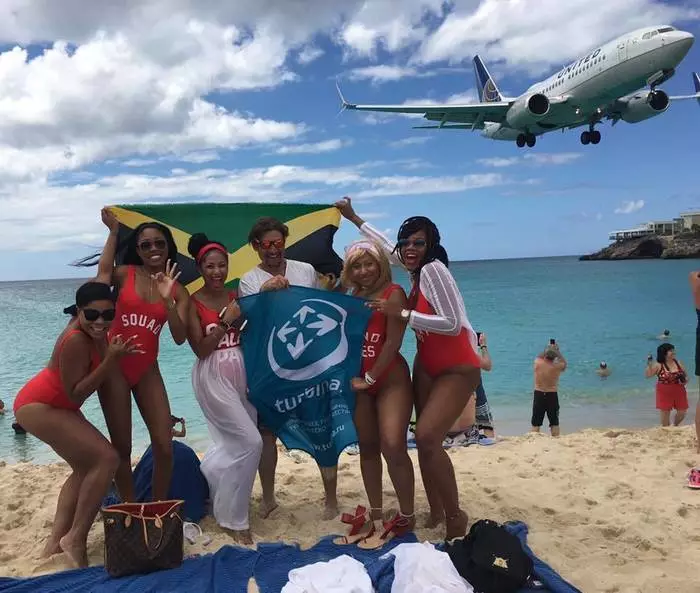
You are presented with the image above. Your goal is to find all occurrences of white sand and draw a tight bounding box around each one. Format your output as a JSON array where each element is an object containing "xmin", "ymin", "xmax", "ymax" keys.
[{"xmin": 1, "ymin": 426, "xmax": 699, "ymax": 593}]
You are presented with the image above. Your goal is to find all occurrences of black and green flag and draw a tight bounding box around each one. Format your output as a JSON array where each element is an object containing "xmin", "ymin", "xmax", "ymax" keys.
[{"xmin": 111, "ymin": 203, "xmax": 343, "ymax": 294}]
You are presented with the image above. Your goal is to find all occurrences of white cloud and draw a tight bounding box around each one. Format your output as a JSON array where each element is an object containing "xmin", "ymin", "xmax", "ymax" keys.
[
  {"xmin": 414, "ymin": 0, "xmax": 697, "ymax": 74},
  {"xmin": 478, "ymin": 153, "xmax": 583, "ymax": 167},
  {"xmin": 346, "ymin": 64, "xmax": 421, "ymax": 82},
  {"xmin": 275, "ymin": 139, "xmax": 350, "ymax": 155},
  {"xmin": 614, "ymin": 200, "xmax": 645, "ymax": 214},
  {"xmin": 388, "ymin": 137, "xmax": 431, "ymax": 148},
  {"xmin": 0, "ymin": 165, "xmax": 508, "ymax": 251},
  {"xmin": 477, "ymin": 157, "xmax": 520, "ymax": 168},
  {"xmin": 297, "ymin": 45, "xmax": 324, "ymax": 65},
  {"xmin": 524, "ymin": 153, "xmax": 583, "ymax": 166}
]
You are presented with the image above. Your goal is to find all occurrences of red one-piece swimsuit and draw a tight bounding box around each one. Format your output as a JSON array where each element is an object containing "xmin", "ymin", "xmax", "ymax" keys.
[
  {"xmin": 192, "ymin": 291, "xmax": 241, "ymax": 351},
  {"xmin": 14, "ymin": 329, "xmax": 100, "ymax": 412},
  {"xmin": 108, "ymin": 265, "xmax": 170, "ymax": 387},
  {"xmin": 360, "ymin": 283, "xmax": 405, "ymax": 394},
  {"xmin": 409, "ymin": 280, "xmax": 481, "ymax": 378}
]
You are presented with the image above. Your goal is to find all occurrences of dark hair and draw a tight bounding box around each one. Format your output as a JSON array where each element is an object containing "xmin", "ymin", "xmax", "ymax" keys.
[
  {"xmin": 247, "ymin": 217, "xmax": 289, "ymax": 245},
  {"xmin": 73, "ymin": 222, "xmax": 178, "ymax": 268},
  {"xmin": 394, "ymin": 216, "xmax": 448, "ymax": 271},
  {"xmin": 657, "ymin": 343, "xmax": 675, "ymax": 364},
  {"xmin": 75, "ymin": 281, "xmax": 114, "ymax": 308},
  {"xmin": 187, "ymin": 233, "xmax": 227, "ymax": 263},
  {"xmin": 63, "ymin": 304, "xmax": 78, "ymax": 317}
]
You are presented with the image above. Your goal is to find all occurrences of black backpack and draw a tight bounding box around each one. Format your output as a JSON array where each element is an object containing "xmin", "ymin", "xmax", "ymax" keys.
[{"xmin": 445, "ymin": 520, "xmax": 533, "ymax": 593}]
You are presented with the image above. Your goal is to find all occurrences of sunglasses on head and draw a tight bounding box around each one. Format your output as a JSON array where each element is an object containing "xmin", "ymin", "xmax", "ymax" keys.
[
  {"xmin": 137, "ymin": 239, "xmax": 167, "ymax": 251},
  {"xmin": 257, "ymin": 238, "xmax": 285, "ymax": 250},
  {"xmin": 82, "ymin": 308, "xmax": 116, "ymax": 322},
  {"xmin": 398, "ymin": 238, "xmax": 427, "ymax": 248}
]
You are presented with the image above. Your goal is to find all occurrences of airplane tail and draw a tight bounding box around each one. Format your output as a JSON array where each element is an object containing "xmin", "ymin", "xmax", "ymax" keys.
[
  {"xmin": 694, "ymin": 72, "xmax": 700, "ymax": 105},
  {"xmin": 473, "ymin": 55, "xmax": 503, "ymax": 103}
]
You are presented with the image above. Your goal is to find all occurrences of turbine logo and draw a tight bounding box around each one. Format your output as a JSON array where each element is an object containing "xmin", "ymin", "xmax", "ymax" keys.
[
  {"xmin": 267, "ymin": 298, "xmax": 348, "ymax": 381},
  {"xmin": 482, "ymin": 79, "xmax": 499, "ymax": 102}
]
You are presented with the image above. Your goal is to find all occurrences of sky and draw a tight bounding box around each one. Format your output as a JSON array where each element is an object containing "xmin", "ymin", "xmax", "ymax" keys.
[{"xmin": 0, "ymin": 0, "xmax": 699, "ymax": 281}]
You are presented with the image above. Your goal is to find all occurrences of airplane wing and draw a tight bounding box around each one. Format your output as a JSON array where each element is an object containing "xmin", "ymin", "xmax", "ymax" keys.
[{"xmin": 336, "ymin": 82, "xmax": 511, "ymax": 126}]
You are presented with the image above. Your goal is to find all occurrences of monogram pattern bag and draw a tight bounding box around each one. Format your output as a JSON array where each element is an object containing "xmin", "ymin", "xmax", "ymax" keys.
[{"xmin": 102, "ymin": 500, "xmax": 185, "ymax": 578}]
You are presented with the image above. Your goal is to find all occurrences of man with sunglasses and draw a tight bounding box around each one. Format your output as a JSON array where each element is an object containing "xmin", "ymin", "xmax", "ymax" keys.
[{"xmin": 239, "ymin": 217, "xmax": 339, "ymax": 520}]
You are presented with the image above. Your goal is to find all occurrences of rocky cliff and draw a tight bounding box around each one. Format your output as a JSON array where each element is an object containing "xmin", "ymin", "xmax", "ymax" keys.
[{"xmin": 580, "ymin": 232, "xmax": 700, "ymax": 261}]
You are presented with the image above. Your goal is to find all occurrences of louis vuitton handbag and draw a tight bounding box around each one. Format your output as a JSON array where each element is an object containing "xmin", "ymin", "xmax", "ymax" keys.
[{"xmin": 102, "ymin": 500, "xmax": 185, "ymax": 578}]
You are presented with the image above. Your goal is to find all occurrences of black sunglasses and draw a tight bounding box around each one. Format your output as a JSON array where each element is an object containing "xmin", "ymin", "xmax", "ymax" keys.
[
  {"xmin": 82, "ymin": 308, "xmax": 116, "ymax": 322},
  {"xmin": 137, "ymin": 239, "xmax": 167, "ymax": 251},
  {"xmin": 398, "ymin": 239, "xmax": 427, "ymax": 248}
]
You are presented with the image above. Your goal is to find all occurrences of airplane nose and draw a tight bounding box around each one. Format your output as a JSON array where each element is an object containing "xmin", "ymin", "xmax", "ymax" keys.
[{"xmin": 672, "ymin": 30, "xmax": 694, "ymax": 52}]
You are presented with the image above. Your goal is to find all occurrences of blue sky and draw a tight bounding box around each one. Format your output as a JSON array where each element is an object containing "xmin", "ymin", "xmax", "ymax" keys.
[{"xmin": 0, "ymin": 0, "xmax": 698, "ymax": 280}]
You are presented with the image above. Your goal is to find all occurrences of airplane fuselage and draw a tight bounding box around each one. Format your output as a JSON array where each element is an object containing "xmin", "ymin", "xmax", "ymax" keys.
[{"xmin": 483, "ymin": 26, "xmax": 694, "ymax": 141}]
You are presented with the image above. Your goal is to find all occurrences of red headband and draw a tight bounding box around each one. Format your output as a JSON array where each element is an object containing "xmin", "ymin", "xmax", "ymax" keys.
[{"xmin": 196, "ymin": 243, "xmax": 227, "ymax": 263}]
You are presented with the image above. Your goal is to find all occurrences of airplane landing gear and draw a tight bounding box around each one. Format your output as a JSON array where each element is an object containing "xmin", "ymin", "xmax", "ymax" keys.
[
  {"xmin": 580, "ymin": 128, "xmax": 601, "ymax": 145},
  {"xmin": 516, "ymin": 133, "xmax": 536, "ymax": 148}
]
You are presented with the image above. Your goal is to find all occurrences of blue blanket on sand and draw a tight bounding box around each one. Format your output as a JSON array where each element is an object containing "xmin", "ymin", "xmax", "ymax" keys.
[{"xmin": 0, "ymin": 522, "xmax": 580, "ymax": 593}]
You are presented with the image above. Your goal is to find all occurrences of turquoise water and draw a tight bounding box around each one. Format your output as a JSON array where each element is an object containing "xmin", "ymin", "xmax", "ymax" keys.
[{"xmin": 1, "ymin": 256, "xmax": 698, "ymax": 463}]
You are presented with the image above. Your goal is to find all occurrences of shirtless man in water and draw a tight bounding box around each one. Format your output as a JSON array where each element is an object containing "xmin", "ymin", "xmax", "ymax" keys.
[{"xmin": 532, "ymin": 342, "xmax": 567, "ymax": 437}]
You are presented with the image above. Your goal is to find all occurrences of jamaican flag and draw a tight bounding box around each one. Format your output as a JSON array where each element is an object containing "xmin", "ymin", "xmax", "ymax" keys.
[{"xmin": 110, "ymin": 203, "xmax": 343, "ymax": 294}]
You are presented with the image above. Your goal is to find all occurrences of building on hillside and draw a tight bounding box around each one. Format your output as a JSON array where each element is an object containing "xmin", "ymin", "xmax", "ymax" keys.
[{"xmin": 609, "ymin": 211, "xmax": 700, "ymax": 242}]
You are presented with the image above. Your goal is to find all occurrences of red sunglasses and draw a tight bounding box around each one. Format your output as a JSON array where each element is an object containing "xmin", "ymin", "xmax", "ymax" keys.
[{"xmin": 256, "ymin": 238, "xmax": 285, "ymax": 250}]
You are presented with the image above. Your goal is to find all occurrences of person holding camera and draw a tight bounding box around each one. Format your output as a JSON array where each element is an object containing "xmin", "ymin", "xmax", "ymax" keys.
[
  {"xmin": 532, "ymin": 340, "xmax": 566, "ymax": 437},
  {"xmin": 645, "ymin": 344, "xmax": 688, "ymax": 427}
]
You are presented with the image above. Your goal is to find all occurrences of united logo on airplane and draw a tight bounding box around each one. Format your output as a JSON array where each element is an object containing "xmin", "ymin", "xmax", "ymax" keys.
[{"xmin": 482, "ymin": 79, "xmax": 500, "ymax": 102}]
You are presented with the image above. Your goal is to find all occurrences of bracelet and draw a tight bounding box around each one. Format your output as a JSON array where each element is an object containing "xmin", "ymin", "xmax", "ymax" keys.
[{"xmin": 364, "ymin": 372, "xmax": 376, "ymax": 386}]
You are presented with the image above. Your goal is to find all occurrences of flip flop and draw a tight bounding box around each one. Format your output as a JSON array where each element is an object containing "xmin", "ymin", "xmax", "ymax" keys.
[
  {"xmin": 332, "ymin": 505, "xmax": 375, "ymax": 545},
  {"xmin": 687, "ymin": 468, "xmax": 700, "ymax": 489}
]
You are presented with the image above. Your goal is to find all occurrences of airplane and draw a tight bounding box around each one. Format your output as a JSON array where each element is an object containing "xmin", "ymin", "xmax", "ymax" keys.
[{"xmin": 337, "ymin": 25, "xmax": 700, "ymax": 148}]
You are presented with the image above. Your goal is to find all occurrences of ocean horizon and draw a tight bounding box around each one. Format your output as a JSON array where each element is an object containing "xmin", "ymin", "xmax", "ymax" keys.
[{"xmin": 1, "ymin": 255, "xmax": 698, "ymax": 464}]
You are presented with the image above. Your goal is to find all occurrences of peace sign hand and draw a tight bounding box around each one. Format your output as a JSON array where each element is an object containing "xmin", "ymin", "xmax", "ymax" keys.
[
  {"xmin": 151, "ymin": 259, "xmax": 182, "ymax": 301},
  {"xmin": 107, "ymin": 334, "xmax": 145, "ymax": 359}
]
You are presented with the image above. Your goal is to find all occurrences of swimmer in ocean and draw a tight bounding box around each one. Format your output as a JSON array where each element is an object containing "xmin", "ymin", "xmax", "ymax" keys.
[{"xmin": 596, "ymin": 361, "xmax": 611, "ymax": 378}]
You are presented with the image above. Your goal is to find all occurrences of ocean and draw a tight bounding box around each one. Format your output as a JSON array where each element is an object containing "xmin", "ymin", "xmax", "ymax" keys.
[{"xmin": 1, "ymin": 256, "xmax": 698, "ymax": 463}]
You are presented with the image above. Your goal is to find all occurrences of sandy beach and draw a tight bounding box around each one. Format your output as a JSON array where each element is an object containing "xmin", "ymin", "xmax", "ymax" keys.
[{"xmin": 1, "ymin": 426, "xmax": 698, "ymax": 593}]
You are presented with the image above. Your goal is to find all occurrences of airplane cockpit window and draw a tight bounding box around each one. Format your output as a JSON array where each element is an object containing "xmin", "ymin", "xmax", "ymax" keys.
[
  {"xmin": 657, "ymin": 26, "xmax": 675, "ymax": 33},
  {"xmin": 642, "ymin": 32, "xmax": 651, "ymax": 40}
]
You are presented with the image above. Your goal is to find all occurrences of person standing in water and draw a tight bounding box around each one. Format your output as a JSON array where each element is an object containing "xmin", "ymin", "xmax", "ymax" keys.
[
  {"xmin": 238, "ymin": 217, "xmax": 339, "ymax": 519},
  {"xmin": 334, "ymin": 239, "xmax": 415, "ymax": 549},
  {"xmin": 645, "ymin": 343, "xmax": 688, "ymax": 427},
  {"xmin": 186, "ymin": 233, "xmax": 262, "ymax": 544},
  {"xmin": 75, "ymin": 209, "xmax": 189, "ymax": 502},
  {"xmin": 532, "ymin": 342, "xmax": 567, "ymax": 437},
  {"xmin": 13, "ymin": 282, "xmax": 142, "ymax": 567},
  {"xmin": 336, "ymin": 197, "xmax": 480, "ymax": 540}
]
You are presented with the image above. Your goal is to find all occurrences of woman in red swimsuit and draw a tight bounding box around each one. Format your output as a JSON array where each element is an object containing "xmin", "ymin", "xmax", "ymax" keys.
[
  {"xmin": 336, "ymin": 198, "xmax": 480, "ymax": 540},
  {"xmin": 645, "ymin": 342, "xmax": 689, "ymax": 427},
  {"xmin": 76, "ymin": 209, "xmax": 189, "ymax": 502},
  {"xmin": 13, "ymin": 281, "xmax": 141, "ymax": 568},
  {"xmin": 333, "ymin": 240, "xmax": 414, "ymax": 549}
]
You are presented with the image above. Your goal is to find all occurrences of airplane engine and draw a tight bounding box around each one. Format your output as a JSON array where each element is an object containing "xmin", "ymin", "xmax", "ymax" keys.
[
  {"xmin": 620, "ymin": 90, "xmax": 670, "ymax": 123},
  {"xmin": 505, "ymin": 93, "xmax": 550, "ymax": 129}
]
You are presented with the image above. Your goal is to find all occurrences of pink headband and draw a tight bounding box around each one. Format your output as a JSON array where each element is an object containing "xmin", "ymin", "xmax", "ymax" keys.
[
  {"xmin": 344, "ymin": 240, "xmax": 380, "ymax": 259},
  {"xmin": 196, "ymin": 243, "xmax": 227, "ymax": 263}
]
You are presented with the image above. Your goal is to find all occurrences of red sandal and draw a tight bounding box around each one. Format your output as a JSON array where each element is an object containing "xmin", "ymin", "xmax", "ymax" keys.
[
  {"xmin": 688, "ymin": 468, "xmax": 700, "ymax": 490},
  {"xmin": 357, "ymin": 512, "xmax": 414, "ymax": 550},
  {"xmin": 332, "ymin": 505, "xmax": 375, "ymax": 545}
]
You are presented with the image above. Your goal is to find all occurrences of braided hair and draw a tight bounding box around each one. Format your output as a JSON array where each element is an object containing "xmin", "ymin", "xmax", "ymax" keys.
[{"xmin": 393, "ymin": 216, "xmax": 448, "ymax": 305}]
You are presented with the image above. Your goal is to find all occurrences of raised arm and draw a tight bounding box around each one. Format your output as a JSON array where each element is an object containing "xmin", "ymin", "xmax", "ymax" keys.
[
  {"xmin": 335, "ymin": 197, "xmax": 400, "ymax": 265},
  {"xmin": 94, "ymin": 207, "xmax": 120, "ymax": 285},
  {"xmin": 478, "ymin": 333, "xmax": 493, "ymax": 371},
  {"xmin": 645, "ymin": 360, "xmax": 660, "ymax": 379},
  {"xmin": 407, "ymin": 262, "xmax": 463, "ymax": 335}
]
